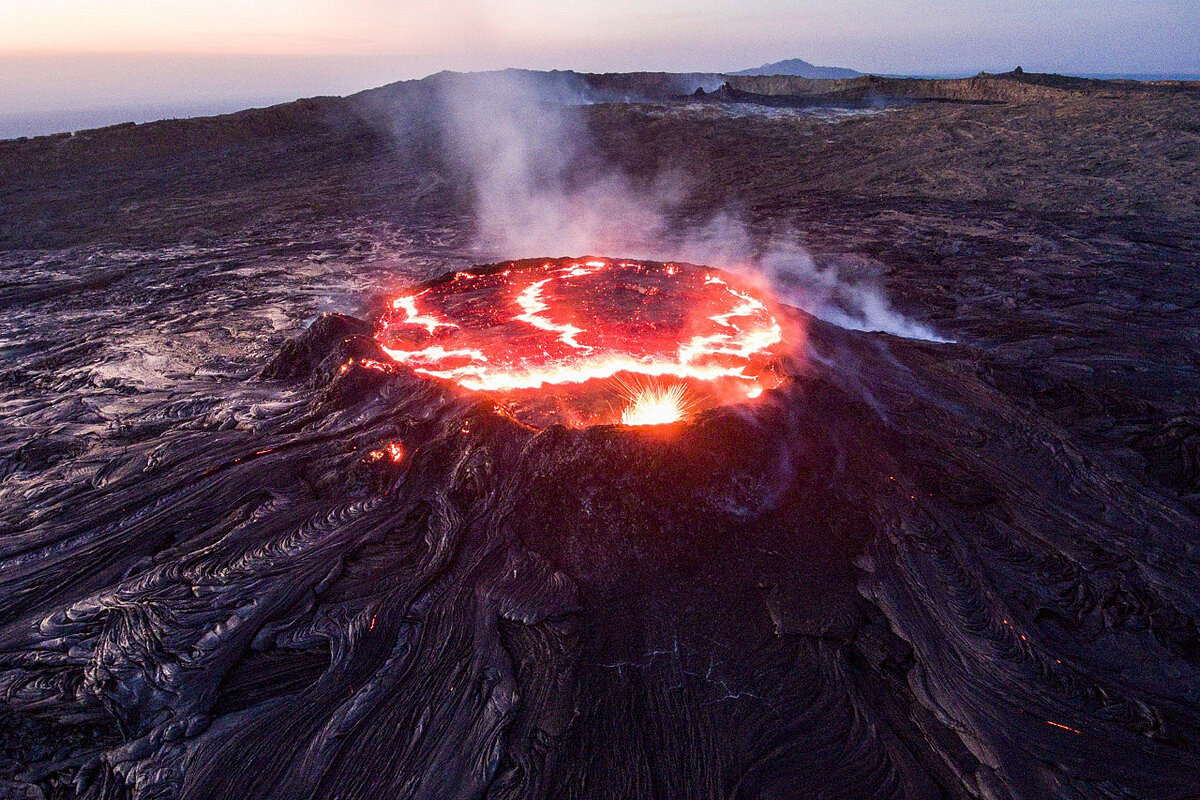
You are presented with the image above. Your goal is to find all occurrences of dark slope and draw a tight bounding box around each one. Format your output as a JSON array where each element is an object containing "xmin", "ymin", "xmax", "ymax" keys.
[
  {"xmin": 1, "ymin": 289, "xmax": 1198, "ymax": 798},
  {"xmin": 3, "ymin": 69, "xmax": 1196, "ymax": 250}
]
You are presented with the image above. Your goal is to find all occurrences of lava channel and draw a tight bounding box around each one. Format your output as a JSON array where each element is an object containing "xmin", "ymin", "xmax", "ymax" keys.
[{"xmin": 375, "ymin": 257, "xmax": 794, "ymax": 428}]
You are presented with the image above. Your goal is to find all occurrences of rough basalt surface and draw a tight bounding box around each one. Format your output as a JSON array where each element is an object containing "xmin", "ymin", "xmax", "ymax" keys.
[
  {"xmin": 1, "ymin": 70, "xmax": 1199, "ymax": 799},
  {"xmin": 2, "ymin": 304, "xmax": 1198, "ymax": 799}
]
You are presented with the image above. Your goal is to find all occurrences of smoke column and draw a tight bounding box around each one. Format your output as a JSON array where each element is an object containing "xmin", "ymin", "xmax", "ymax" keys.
[{"xmin": 433, "ymin": 70, "xmax": 945, "ymax": 343}]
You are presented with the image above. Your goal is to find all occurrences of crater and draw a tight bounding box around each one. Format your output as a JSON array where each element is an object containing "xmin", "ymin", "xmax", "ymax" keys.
[{"xmin": 373, "ymin": 257, "xmax": 798, "ymax": 428}]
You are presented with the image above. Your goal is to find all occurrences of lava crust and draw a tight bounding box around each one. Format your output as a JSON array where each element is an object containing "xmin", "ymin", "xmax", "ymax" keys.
[{"xmin": 373, "ymin": 257, "xmax": 792, "ymax": 428}]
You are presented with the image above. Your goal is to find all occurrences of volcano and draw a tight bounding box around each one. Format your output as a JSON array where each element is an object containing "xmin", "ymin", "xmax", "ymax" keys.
[
  {"xmin": 1, "ymin": 255, "xmax": 1196, "ymax": 799},
  {"xmin": 2, "ymin": 67, "xmax": 1200, "ymax": 800}
]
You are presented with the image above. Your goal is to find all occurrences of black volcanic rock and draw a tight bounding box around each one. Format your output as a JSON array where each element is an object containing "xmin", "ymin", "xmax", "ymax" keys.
[
  {"xmin": 260, "ymin": 312, "xmax": 375, "ymax": 383},
  {"xmin": 0, "ymin": 289, "xmax": 1198, "ymax": 798}
]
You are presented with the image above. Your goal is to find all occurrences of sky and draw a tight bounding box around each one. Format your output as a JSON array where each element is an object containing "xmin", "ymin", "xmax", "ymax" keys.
[{"xmin": 2, "ymin": 0, "xmax": 1197, "ymax": 137}]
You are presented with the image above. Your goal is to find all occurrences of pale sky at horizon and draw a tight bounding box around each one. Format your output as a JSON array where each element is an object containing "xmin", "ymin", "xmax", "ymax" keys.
[{"xmin": 2, "ymin": 1, "xmax": 1197, "ymax": 135}]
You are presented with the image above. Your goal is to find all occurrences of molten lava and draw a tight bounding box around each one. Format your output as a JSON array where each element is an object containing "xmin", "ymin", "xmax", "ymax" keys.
[
  {"xmin": 375, "ymin": 258, "xmax": 791, "ymax": 427},
  {"xmin": 621, "ymin": 383, "xmax": 690, "ymax": 426}
]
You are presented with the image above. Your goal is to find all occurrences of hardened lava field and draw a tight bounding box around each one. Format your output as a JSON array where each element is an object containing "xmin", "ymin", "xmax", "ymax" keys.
[
  {"xmin": 374, "ymin": 257, "xmax": 794, "ymax": 428},
  {"xmin": 3, "ymin": 70, "xmax": 1199, "ymax": 800}
]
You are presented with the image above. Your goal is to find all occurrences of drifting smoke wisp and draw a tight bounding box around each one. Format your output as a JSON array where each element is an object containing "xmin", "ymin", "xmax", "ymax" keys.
[
  {"xmin": 434, "ymin": 70, "xmax": 946, "ymax": 343},
  {"xmin": 436, "ymin": 70, "xmax": 683, "ymax": 258},
  {"xmin": 753, "ymin": 244, "xmax": 949, "ymax": 342}
]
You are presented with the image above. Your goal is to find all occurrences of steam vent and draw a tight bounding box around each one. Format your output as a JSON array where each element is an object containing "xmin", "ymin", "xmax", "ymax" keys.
[{"xmin": 1, "ymin": 249, "xmax": 1195, "ymax": 799}]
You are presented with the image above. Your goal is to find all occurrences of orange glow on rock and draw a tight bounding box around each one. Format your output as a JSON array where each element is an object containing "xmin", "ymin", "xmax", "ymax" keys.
[{"xmin": 366, "ymin": 442, "xmax": 404, "ymax": 463}]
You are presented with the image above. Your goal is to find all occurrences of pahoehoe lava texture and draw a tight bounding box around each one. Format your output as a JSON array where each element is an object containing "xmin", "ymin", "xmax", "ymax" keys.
[
  {"xmin": 2, "ymin": 293, "xmax": 1199, "ymax": 799},
  {"xmin": 2, "ymin": 69, "xmax": 1200, "ymax": 799}
]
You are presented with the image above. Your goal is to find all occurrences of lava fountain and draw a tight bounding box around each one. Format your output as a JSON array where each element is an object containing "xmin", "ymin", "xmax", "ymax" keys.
[
  {"xmin": 620, "ymin": 382, "xmax": 690, "ymax": 426},
  {"xmin": 374, "ymin": 257, "xmax": 795, "ymax": 428}
]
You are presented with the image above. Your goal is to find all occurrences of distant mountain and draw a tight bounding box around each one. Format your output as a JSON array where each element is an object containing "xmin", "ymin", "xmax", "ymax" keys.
[{"xmin": 731, "ymin": 58, "xmax": 861, "ymax": 79}]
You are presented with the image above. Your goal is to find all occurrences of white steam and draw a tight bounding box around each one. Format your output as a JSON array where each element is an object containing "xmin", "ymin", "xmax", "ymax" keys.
[
  {"xmin": 437, "ymin": 70, "xmax": 682, "ymax": 257},
  {"xmin": 434, "ymin": 70, "xmax": 947, "ymax": 343},
  {"xmin": 753, "ymin": 244, "xmax": 949, "ymax": 342}
]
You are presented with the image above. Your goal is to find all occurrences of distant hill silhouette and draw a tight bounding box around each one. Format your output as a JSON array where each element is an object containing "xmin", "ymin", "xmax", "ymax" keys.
[{"xmin": 731, "ymin": 58, "xmax": 861, "ymax": 79}]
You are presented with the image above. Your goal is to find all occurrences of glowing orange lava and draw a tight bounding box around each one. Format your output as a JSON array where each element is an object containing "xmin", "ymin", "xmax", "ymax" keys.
[
  {"xmin": 375, "ymin": 258, "xmax": 791, "ymax": 427},
  {"xmin": 366, "ymin": 442, "xmax": 405, "ymax": 463},
  {"xmin": 621, "ymin": 383, "xmax": 689, "ymax": 426}
]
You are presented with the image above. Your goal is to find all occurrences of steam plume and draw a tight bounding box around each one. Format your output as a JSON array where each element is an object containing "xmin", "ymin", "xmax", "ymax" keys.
[{"xmin": 433, "ymin": 70, "xmax": 946, "ymax": 343}]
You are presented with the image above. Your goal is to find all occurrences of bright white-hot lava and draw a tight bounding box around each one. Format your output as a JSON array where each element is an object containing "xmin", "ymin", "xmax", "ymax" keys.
[
  {"xmin": 374, "ymin": 258, "xmax": 791, "ymax": 427},
  {"xmin": 621, "ymin": 383, "xmax": 689, "ymax": 426},
  {"xmin": 391, "ymin": 293, "xmax": 459, "ymax": 334},
  {"xmin": 514, "ymin": 278, "xmax": 591, "ymax": 351}
]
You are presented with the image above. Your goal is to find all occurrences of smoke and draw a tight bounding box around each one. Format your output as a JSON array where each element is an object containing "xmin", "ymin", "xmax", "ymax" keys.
[
  {"xmin": 751, "ymin": 243, "xmax": 949, "ymax": 342},
  {"xmin": 436, "ymin": 69, "xmax": 683, "ymax": 258},
  {"xmin": 433, "ymin": 70, "xmax": 946, "ymax": 343},
  {"xmin": 675, "ymin": 230, "xmax": 948, "ymax": 343}
]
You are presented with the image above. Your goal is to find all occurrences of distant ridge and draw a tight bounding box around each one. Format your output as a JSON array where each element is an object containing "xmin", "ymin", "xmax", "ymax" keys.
[{"xmin": 731, "ymin": 58, "xmax": 861, "ymax": 79}]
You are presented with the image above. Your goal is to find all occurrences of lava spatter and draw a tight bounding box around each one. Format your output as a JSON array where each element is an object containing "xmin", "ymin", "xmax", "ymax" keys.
[
  {"xmin": 375, "ymin": 258, "xmax": 793, "ymax": 427},
  {"xmin": 620, "ymin": 382, "xmax": 690, "ymax": 426}
]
